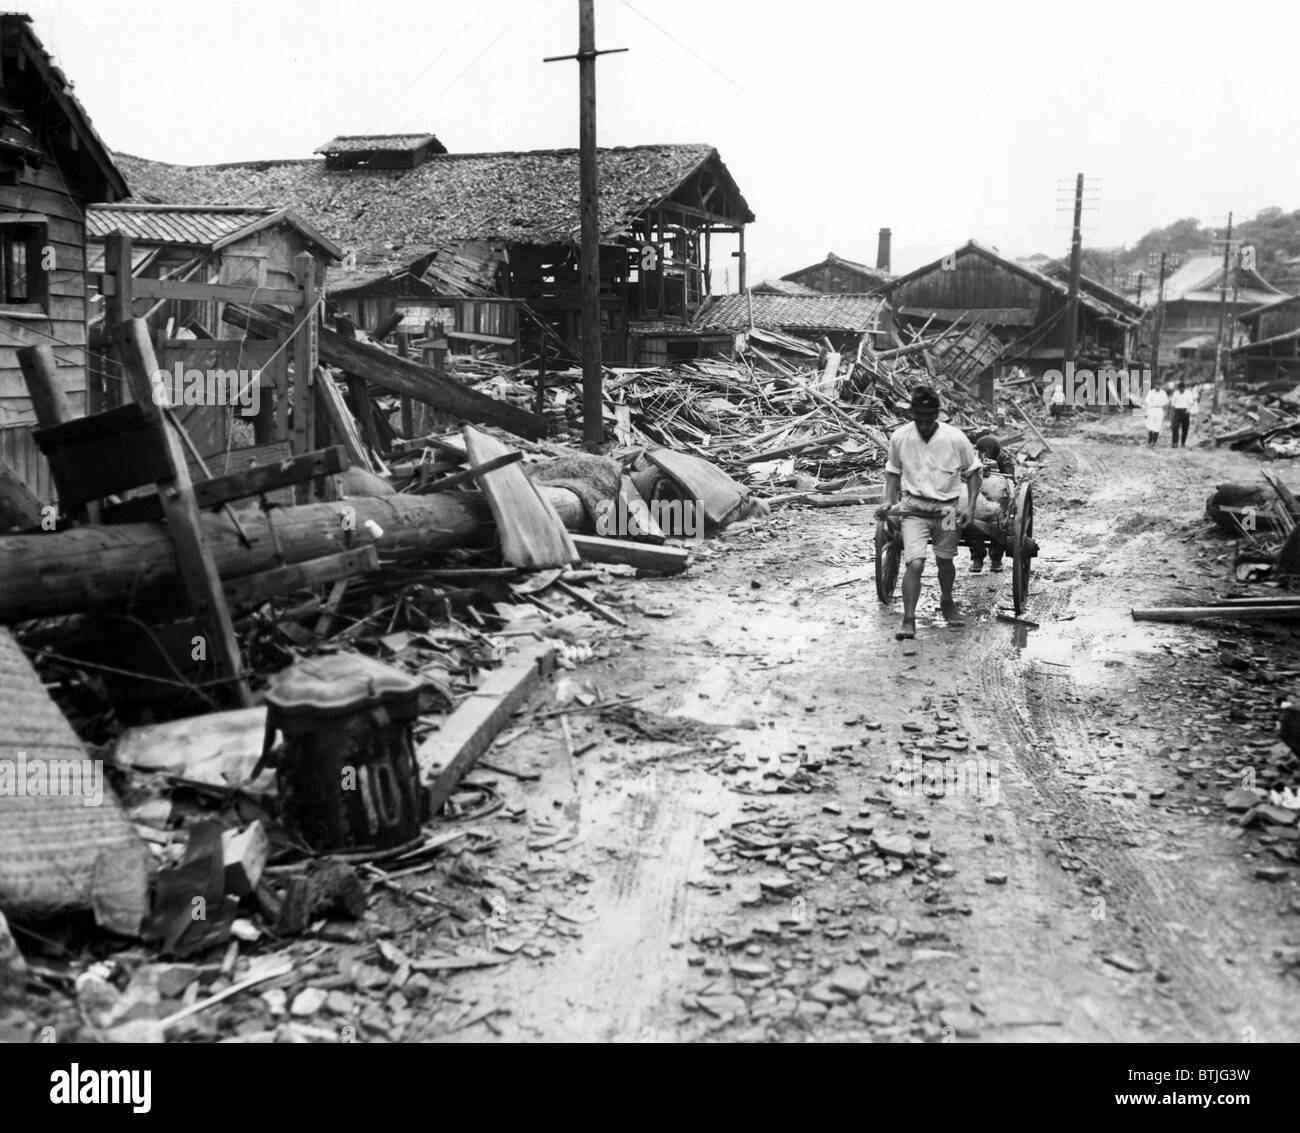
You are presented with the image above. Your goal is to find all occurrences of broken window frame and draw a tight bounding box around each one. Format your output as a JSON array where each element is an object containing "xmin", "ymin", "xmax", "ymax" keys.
[{"xmin": 0, "ymin": 214, "xmax": 48, "ymax": 315}]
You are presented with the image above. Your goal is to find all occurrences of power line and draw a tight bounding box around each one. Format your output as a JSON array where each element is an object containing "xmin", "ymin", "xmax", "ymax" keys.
[
  {"xmin": 619, "ymin": 0, "xmax": 799, "ymax": 127},
  {"xmin": 401, "ymin": 0, "xmax": 544, "ymax": 128},
  {"xmin": 363, "ymin": 0, "xmax": 493, "ymax": 133}
]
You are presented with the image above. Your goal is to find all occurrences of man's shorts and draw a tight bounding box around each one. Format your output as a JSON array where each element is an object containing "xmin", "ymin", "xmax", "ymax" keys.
[{"xmin": 900, "ymin": 495, "xmax": 961, "ymax": 564}]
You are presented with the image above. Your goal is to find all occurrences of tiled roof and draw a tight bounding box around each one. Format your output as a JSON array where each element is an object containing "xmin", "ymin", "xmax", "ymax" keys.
[
  {"xmin": 114, "ymin": 144, "xmax": 752, "ymax": 250},
  {"xmin": 315, "ymin": 133, "xmax": 444, "ymax": 155},
  {"xmin": 781, "ymin": 251, "xmax": 889, "ymax": 284},
  {"xmin": 1158, "ymin": 252, "xmax": 1281, "ymax": 304},
  {"xmin": 751, "ymin": 278, "xmax": 820, "ymax": 296},
  {"xmin": 692, "ymin": 292, "xmax": 886, "ymax": 332},
  {"xmin": 86, "ymin": 203, "xmax": 343, "ymax": 260},
  {"xmin": 87, "ymin": 204, "xmax": 276, "ymax": 246}
]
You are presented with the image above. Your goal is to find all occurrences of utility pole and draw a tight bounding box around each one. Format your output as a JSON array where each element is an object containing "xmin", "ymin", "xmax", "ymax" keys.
[
  {"xmin": 544, "ymin": 1, "xmax": 627, "ymax": 451},
  {"xmin": 1062, "ymin": 172, "xmax": 1084, "ymax": 366},
  {"xmin": 1213, "ymin": 211, "xmax": 1234, "ymax": 411},
  {"xmin": 1150, "ymin": 252, "xmax": 1170, "ymax": 388}
]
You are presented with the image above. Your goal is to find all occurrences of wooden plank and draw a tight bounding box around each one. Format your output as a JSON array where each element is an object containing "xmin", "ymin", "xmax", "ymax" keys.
[
  {"xmin": 462, "ymin": 425, "xmax": 578, "ymax": 569},
  {"xmin": 221, "ymin": 545, "xmax": 379, "ymax": 609},
  {"xmin": 418, "ymin": 642, "xmax": 557, "ymax": 815},
  {"xmin": 444, "ymin": 329, "xmax": 517, "ymax": 346},
  {"xmin": 109, "ymin": 318, "xmax": 252, "ymax": 707},
  {"xmin": 1131, "ymin": 605, "xmax": 1300, "ymax": 623},
  {"xmin": 100, "ymin": 275, "xmax": 304, "ymax": 305},
  {"xmin": 571, "ymin": 533, "xmax": 690, "ymax": 574},
  {"xmin": 314, "ymin": 368, "xmax": 372, "ymax": 472},
  {"xmin": 0, "ymin": 456, "xmax": 42, "ymax": 528},
  {"xmin": 223, "ymin": 303, "xmax": 549, "ymax": 440},
  {"xmin": 804, "ymin": 488, "xmax": 885, "ymax": 508},
  {"xmin": 291, "ymin": 253, "xmax": 318, "ymax": 482},
  {"xmin": 618, "ymin": 474, "xmax": 665, "ymax": 543},
  {"xmin": 193, "ymin": 445, "xmax": 348, "ymax": 509},
  {"xmin": 17, "ymin": 343, "xmax": 100, "ymax": 519},
  {"xmin": 410, "ymin": 450, "xmax": 522, "ymax": 494}
]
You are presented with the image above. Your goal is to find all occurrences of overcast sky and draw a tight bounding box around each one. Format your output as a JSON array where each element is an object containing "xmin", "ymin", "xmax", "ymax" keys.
[{"xmin": 26, "ymin": 0, "xmax": 1300, "ymax": 287}]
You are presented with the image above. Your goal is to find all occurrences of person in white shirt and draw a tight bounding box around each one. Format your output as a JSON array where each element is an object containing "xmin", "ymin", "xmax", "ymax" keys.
[
  {"xmin": 1050, "ymin": 384, "xmax": 1067, "ymax": 419},
  {"xmin": 1143, "ymin": 383, "xmax": 1169, "ymax": 446},
  {"xmin": 880, "ymin": 385, "xmax": 983, "ymax": 640},
  {"xmin": 1170, "ymin": 380, "xmax": 1195, "ymax": 447}
]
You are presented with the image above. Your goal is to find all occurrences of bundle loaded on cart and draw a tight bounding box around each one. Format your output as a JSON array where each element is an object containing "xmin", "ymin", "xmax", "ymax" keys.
[{"xmin": 874, "ymin": 451, "xmax": 1038, "ymax": 615}]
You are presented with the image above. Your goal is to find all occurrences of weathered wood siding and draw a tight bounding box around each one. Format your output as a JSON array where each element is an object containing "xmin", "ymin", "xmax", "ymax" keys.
[
  {"xmin": 890, "ymin": 253, "xmax": 1043, "ymax": 315},
  {"xmin": 0, "ymin": 151, "xmax": 89, "ymax": 500}
]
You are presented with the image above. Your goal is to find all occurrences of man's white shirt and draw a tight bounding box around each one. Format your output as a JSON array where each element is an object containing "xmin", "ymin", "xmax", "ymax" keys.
[{"xmin": 885, "ymin": 421, "xmax": 981, "ymax": 503}]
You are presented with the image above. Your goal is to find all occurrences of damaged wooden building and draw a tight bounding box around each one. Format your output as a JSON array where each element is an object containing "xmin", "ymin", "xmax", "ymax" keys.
[
  {"xmin": 0, "ymin": 13, "xmax": 128, "ymax": 502},
  {"xmin": 115, "ymin": 138, "xmax": 755, "ymax": 364},
  {"xmin": 879, "ymin": 239, "xmax": 1142, "ymax": 374}
]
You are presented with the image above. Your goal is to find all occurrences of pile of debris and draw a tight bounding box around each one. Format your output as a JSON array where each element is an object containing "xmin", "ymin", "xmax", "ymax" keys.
[{"xmin": 1212, "ymin": 382, "xmax": 1300, "ymax": 458}]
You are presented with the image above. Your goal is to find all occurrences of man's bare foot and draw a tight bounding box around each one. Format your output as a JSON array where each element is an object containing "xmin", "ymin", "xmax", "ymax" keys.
[
  {"xmin": 940, "ymin": 598, "xmax": 965, "ymax": 626},
  {"xmin": 896, "ymin": 620, "xmax": 916, "ymax": 641}
]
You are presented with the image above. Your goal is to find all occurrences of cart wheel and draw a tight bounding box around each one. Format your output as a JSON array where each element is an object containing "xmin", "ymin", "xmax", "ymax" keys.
[
  {"xmin": 1012, "ymin": 482, "xmax": 1035, "ymax": 615},
  {"xmin": 875, "ymin": 518, "xmax": 901, "ymax": 604}
]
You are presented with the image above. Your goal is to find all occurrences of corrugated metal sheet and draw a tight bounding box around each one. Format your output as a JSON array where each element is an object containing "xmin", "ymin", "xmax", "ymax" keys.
[{"xmin": 87, "ymin": 205, "xmax": 273, "ymax": 247}]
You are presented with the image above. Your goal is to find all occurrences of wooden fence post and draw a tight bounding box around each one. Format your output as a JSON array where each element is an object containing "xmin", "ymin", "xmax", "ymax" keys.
[{"xmin": 291, "ymin": 253, "xmax": 318, "ymax": 500}]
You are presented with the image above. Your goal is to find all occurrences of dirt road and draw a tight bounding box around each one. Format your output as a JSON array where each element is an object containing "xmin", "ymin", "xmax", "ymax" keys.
[{"xmin": 435, "ymin": 419, "xmax": 1300, "ymax": 1042}]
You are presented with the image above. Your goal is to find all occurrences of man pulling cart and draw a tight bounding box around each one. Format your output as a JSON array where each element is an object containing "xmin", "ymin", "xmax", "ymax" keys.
[{"xmin": 875, "ymin": 386, "xmax": 1038, "ymax": 637}]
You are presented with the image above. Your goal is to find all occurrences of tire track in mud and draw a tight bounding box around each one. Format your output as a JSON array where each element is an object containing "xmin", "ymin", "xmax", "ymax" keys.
[{"xmin": 968, "ymin": 439, "xmax": 1271, "ymax": 1039}]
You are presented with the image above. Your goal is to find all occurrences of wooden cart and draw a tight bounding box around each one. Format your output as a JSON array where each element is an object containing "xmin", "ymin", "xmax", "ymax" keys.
[{"xmin": 874, "ymin": 478, "xmax": 1037, "ymax": 616}]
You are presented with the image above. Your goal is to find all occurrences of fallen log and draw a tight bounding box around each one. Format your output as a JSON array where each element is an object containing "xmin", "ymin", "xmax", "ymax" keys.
[
  {"xmin": 223, "ymin": 303, "xmax": 548, "ymax": 440},
  {"xmin": 1131, "ymin": 605, "xmax": 1300, "ymax": 623},
  {"xmin": 0, "ymin": 485, "xmax": 590, "ymax": 623}
]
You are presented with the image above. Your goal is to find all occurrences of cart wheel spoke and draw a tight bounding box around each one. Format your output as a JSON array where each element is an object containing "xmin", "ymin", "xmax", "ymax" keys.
[{"xmin": 875, "ymin": 518, "xmax": 900, "ymax": 604}]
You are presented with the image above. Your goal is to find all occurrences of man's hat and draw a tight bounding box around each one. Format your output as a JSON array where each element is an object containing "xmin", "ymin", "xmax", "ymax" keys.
[{"xmin": 910, "ymin": 385, "xmax": 941, "ymax": 411}]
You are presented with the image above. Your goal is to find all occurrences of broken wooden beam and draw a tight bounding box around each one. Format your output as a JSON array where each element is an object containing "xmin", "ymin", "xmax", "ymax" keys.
[
  {"xmin": 0, "ymin": 459, "xmax": 42, "ymax": 530},
  {"xmin": 803, "ymin": 488, "xmax": 885, "ymax": 508},
  {"xmin": 570, "ymin": 534, "xmax": 690, "ymax": 574},
  {"xmin": 224, "ymin": 303, "xmax": 549, "ymax": 439},
  {"xmin": 1131, "ymin": 605, "xmax": 1300, "ymax": 623},
  {"xmin": 410, "ymin": 451, "xmax": 523, "ymax": 494},
  {"xmin": 106, "ymin": 323, "xmax": 253, "ymax": 708},
  {"xmin": 419, "ymin": 642, "xmax": 558, "ymax": 815},
  {"xmin": 221, "ymin": 545, "xmax": 379, "ymax": 611},
  {"xmin": 463, "ymin": 426, "xmax": 578, "ymax": 568},
  {"xmin": 195, "ymin": 445, "xmax": 349, "ymax": 510}
]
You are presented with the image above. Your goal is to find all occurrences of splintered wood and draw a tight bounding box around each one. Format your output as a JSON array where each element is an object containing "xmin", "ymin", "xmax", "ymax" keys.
[{"xmin": 462, "ymin": 426, "xmax": 578, "ymax": 569}]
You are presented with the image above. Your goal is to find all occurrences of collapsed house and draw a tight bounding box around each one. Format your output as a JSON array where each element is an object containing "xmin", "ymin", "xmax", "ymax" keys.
[
  {"xmin": 628, "ymin": 290, "xmax": 891, "ymax": 364},
  {"xmin": 114, "ymin": 140, "xmax": 755, "ymax": 364},
  {"xmin": 879, "ymin": 239, "xmax": 1142, "ymax": 374}
]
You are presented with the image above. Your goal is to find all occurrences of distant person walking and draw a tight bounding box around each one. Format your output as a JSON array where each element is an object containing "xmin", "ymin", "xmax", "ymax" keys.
[
  {"xmin": 1170, "ymin": 380, "xmax": 1194, "ymax": 447},
  {"xmin": 1143, "ymin": 382, "xmax": 1169, "ymax": 446}
]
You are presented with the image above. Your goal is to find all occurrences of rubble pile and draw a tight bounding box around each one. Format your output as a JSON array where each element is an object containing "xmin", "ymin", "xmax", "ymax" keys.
[{"xmin": 1212, "ymin": 382, "xmax": 1300, "ymax": 458}]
